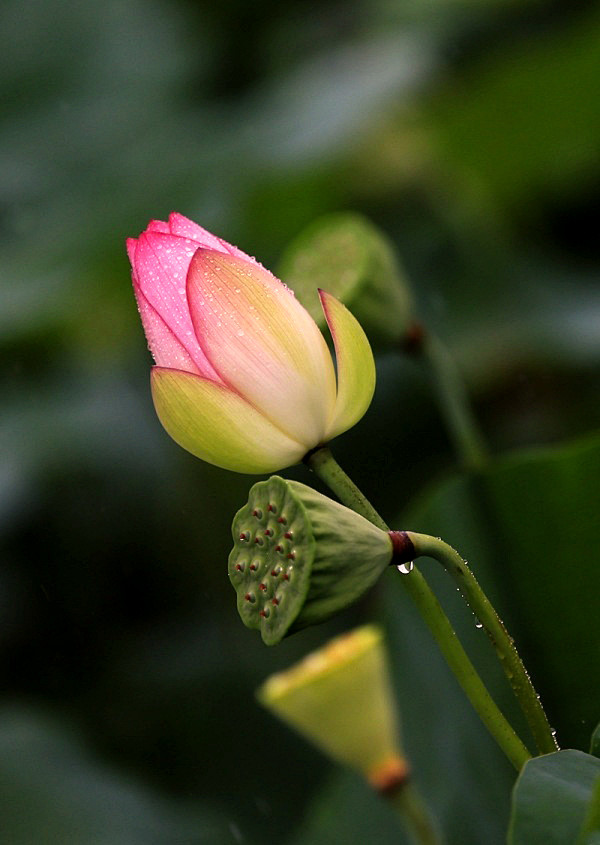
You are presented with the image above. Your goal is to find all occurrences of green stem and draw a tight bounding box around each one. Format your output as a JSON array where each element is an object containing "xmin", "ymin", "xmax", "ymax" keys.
[
  {"xmin": 418, "ymin": 329, "xmax": 488, "ymax": 472},
  {"xmin": 389, "ymin": 783, "xmax": 442, "ymax": 845},
  {"xmin": 407, "ymin": 532, "xmax": 558, "ymax": 755},
  {"xmin": 305, "ymin": 446, "xmax": 531, "ymax": 771},
  {"xmin": 307, "ymin": 445, "xmax": 388, "ymax": 530}
]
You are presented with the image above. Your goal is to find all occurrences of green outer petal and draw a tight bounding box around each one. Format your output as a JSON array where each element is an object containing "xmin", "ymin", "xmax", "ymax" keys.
[
  {"xmin": 320, "ymin": 290, "xmax": 376, "ymax": 440},
  {"xmin": 151, "ymin": 368, "xmax": 305, "ymax": 474}
]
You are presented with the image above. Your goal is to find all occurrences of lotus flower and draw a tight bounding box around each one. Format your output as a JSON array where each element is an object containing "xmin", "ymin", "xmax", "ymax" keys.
[{"xmin": 127, "ymin": 213, "xmax": 375, "ymax": 473}]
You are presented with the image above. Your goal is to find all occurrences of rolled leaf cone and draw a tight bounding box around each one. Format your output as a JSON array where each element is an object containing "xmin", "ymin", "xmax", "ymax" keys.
[
  {"xmin": 257, "ymin": 625, "xmax": 407, "ymax": 791},
  {"xmin": 278, "ymin": 212, "xmax": 414, "ymax": 350},
  {"xmin": 228, "ymin": 477, "xmax": 393, "ymax": 645}
]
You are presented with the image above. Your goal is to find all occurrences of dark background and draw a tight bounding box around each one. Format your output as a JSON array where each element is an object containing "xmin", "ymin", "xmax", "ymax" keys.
[{"xmin": 1, "ymin": 1, "xmax": 599, "ymax": 842}]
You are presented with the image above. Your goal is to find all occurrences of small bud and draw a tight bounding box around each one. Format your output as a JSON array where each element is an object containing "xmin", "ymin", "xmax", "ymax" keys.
[
  {"xmin": 278, "ymin": 213, "xmax": 414, "ymax": 350},
  {"xmin": 228, "ymin": 476, "xmax": 393, "ymax": 645},
  {"xmin": 257, "ymin": 626, "xmax": 407, "ymax": 789}
]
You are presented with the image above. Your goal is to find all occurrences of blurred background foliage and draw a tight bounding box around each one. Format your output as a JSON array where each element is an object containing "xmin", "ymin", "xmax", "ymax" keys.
[{"xmin": 1, "ymin": 0, "xmax": 599, "ymax": 842}]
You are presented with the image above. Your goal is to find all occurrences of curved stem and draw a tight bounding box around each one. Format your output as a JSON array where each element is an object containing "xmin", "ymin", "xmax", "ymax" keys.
[
  {"xmin": 415, "ymin": 328, "xmax": 488, "ymax": 472},
  {"xmin": 390, "ymin": 783, "xmax": 442, "ymax": 845},
  {"xmin": 306, "ymin": 445, "xmax": 388, "ymax": 530},
  {"xmin": 305, "ymin": 447, "xmax": 531, "ymax": 770},
  {"xmin": 407, "ymin": 532, "xmax": 558, "ymax": 755}
]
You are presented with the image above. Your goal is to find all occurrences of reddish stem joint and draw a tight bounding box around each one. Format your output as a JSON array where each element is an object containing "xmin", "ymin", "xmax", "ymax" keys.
[{"xmin": 388, "ymin": 531, "xmax": 415, "ymax": 566}]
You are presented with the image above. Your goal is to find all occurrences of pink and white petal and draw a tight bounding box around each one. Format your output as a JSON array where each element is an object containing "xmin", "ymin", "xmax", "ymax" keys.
[
  {"xmin": 146, "ymin": 219, "xmax": 171, "ymax": 233},
  {"xmin": 151, "ymin": 368, "xmax": 306, "ymax": 474},
  {"xmin": 216, "ymin": 237, "xmax": 262, "ymax": 267},
  {"xmin": 133, "ymin": 288, "xmax": 201, "ymax": 374},
  {"xmin": 168, "ymin": 212, "xmax": 260, "ymax": 267},
  {"xmin": 320, "ymin": 290, "xmax": 376, "ymax": 441},
  {"xmin": 134, "ymin": 232, "xmax": 221, "ymax": 380},
  {"xmin": 126, "ymin": 237, "xmax": 138, "ymax": 266},
  {"xmin": 168, "ymin": 212, "xmax": 228, "ymax": 252},
  {"xmin": 187, "ymin": 249, "xmax": 336, "ymax": 446}
]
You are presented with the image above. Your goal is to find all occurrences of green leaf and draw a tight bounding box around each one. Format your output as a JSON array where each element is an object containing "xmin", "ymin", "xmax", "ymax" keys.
[
  {"xmin": 580, "ymin": 778, "xmax": 600, "ymax": 842},
  {"xmin": 508, "ymin": 750, "xmax": 600, "ymax": 845}
]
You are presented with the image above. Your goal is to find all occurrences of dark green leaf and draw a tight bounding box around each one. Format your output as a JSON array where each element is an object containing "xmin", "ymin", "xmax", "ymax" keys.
[
  {"xmin": 580, "ymin": 778, "xmax": 600, "ymax": 842},
  {"xmin": 508, "ymin": 750, "xmax": 600, "ymax": 845},
  {"xmin": 0, "ymin": 707, "xmax": 231, "ymax": 845}
]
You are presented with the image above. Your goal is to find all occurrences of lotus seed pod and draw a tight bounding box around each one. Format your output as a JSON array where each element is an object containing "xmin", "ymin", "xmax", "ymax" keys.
[
  {"xmin": 228, "ymin": 476, "xmax": 393, "ymax": 645},
  {"xmin": 257, "ymin": 626, "xmax": 408, "ymax": 790},
  {"xmin": 278, "ymin": 213, "xmax": 414, "ymax": 350}
]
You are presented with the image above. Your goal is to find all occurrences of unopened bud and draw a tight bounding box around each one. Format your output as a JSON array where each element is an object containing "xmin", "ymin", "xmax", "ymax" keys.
[{"xmin": 278, "ymin": 213, "xmax": 414, "ymax": 349}]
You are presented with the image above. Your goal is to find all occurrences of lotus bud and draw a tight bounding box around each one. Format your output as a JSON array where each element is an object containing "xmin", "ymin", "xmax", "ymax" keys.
[
  {"xmin": 278, "ymin": 212, "xmax": 414, "ymax": 350},
  {"xmin": 257, "ymin": 625, "xmax": 408, "ymax": 792},
  {"xmin": 228, "ymin": 476, "xmax": 401, "ymax": 645},
  {"xmin": 126, "ymin": 213, "xmax": 376, "ymax": 474}
]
